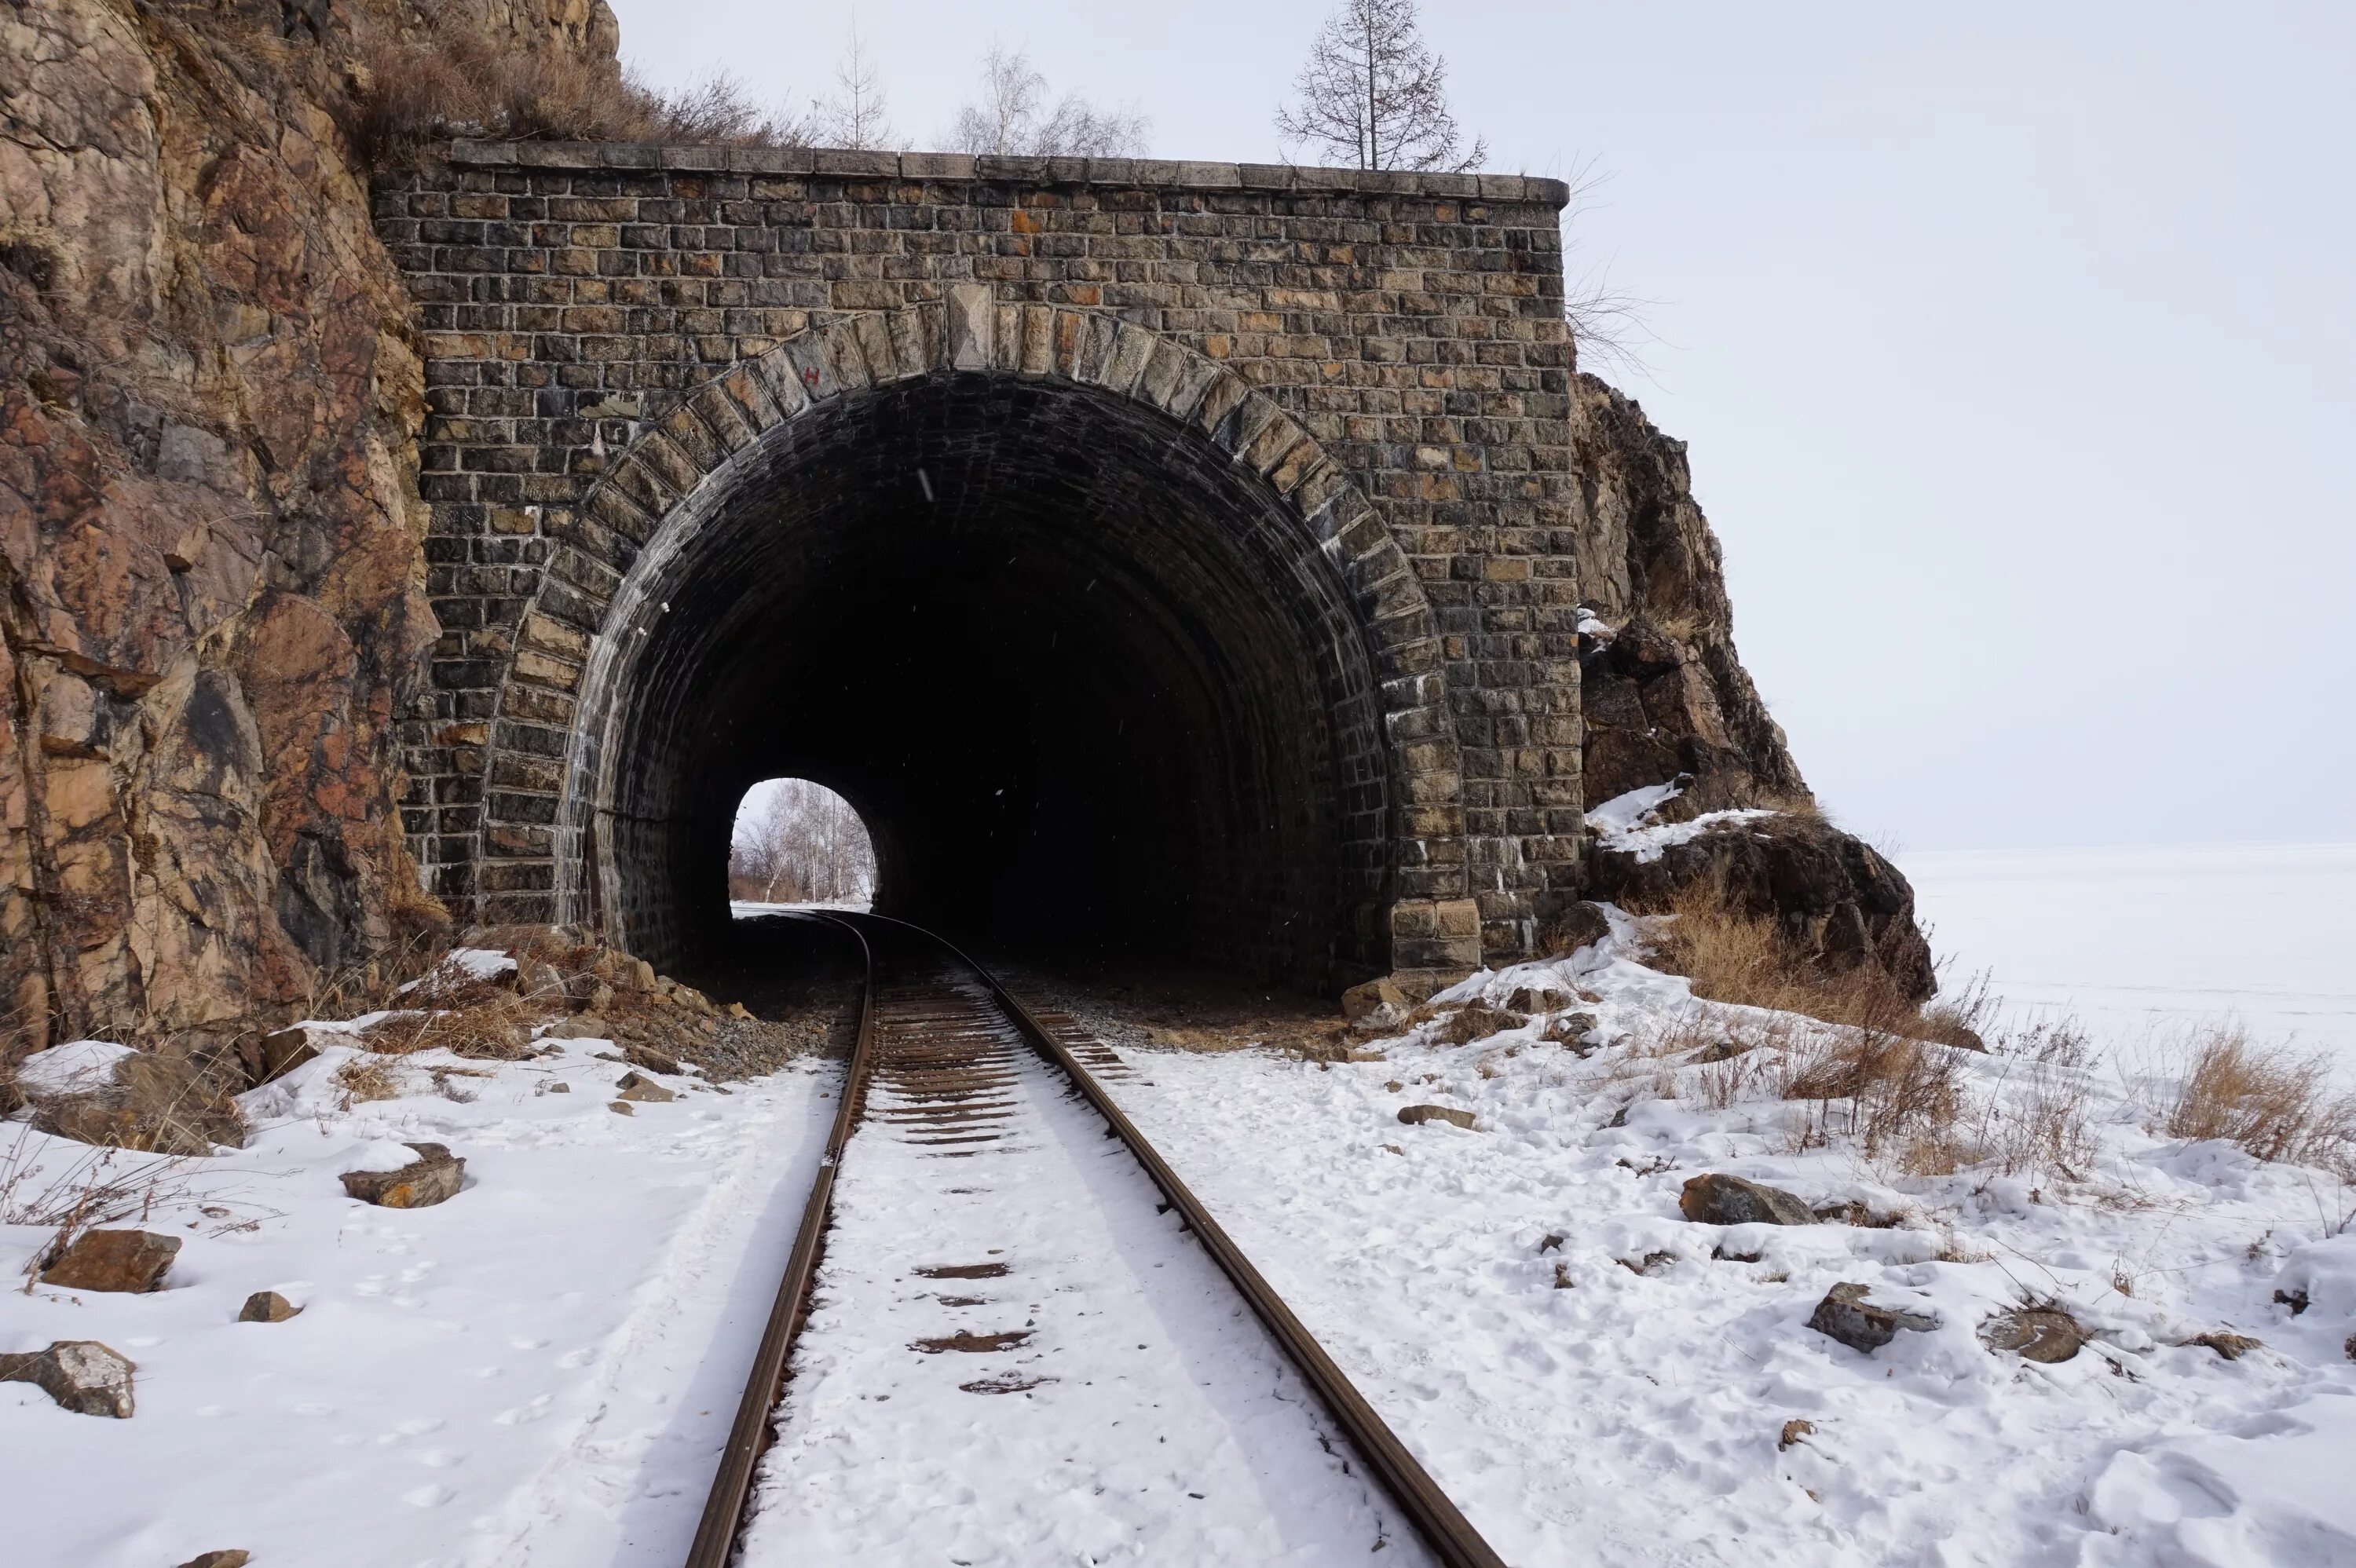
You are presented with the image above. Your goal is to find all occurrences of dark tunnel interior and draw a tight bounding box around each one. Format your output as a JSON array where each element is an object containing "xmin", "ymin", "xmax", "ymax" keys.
[{"xmin": 587, "ymin": 374, "xmax": 1392, "ymax": 988}]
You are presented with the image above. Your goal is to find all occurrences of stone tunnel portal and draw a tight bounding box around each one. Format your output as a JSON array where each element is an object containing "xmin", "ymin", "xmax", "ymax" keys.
[{"xmin": 583, "ymin": 372, "xmax": 1392, "ymax": 987}]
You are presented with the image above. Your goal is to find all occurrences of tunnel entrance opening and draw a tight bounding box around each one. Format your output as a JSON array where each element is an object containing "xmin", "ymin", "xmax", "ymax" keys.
[
  {"xmin": 726, "ymin": 777, "xmax": 877, "ymax": 912},
  {"xmin": 548, "ymin": 354, "xmax": 1427, "ymax": 992}
]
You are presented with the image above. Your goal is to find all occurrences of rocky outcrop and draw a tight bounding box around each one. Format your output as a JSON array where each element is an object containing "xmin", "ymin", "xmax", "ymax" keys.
[
  {"xmin": 1589, "ymin": 811, "xmax": 1937, "ymax": 1000},
  {"xmin": 0, "ymin": 0, "xmax": 616, "ymax": 1050},
  {"xmin": 1570, "ymin": 375, "xmax": 1809, "ymax": 812},
  {"xmin": 1568, "ymin": 376, "xmax": 1935, "ymax": 996}
]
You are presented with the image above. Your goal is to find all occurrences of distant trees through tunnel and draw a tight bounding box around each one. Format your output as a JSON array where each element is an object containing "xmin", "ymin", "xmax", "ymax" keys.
[{"xmin": 727, "ymin": 779, "xmax": 877, "ymax": 908}]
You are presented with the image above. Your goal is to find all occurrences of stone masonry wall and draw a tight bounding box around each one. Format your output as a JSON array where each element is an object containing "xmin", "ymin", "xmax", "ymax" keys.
[{"xmin": 375, "ymin": 142, "xmax": 1582, "ymax": 968}]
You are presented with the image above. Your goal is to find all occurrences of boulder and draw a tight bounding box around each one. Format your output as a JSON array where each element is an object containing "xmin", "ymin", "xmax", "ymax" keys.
[
  {"xmin": 1980, "ymin": 1307, "xmax": 2083, "ymax": 1363},
  {"xmin": 1807, "ymin": 1282, "xmax": 1938, "ymax": 1353},
  {"xmin": 237, "ymin": 1290, "xmax": 302, "ymax": 1323},
  {"xmin": 1589, "ymin": 812, "xmax": 1936, "ymax": 1002},
  {"xmin": 1397, "ymin": 1104, "xmax": 1476, "ymax": 1131},
  {"xmin": 0, "ymin": 1341, "xmax": 137, "ymax": 1417},
  {"xmin": 177, "ymin": 1554, "xmax": 251, "ymax": 1568},
  {"xmin": 340, "ymin": 1142, "xmax": 465, "ymax": 1208},
  {"xmin": 40, "ymin": 1229, "xmax": 182, "ymax": 1293},
  {"xmin": 613, "ymin": 1070, "xmax": 675, "ymax": 1103},
  {"xmin": 1679, "ymin": 1173, "xmax": 1816, "ymax": 1227},
  {"xmin": 543, "ymin": 1015, "xmax": 611, "ymax": 1042}
]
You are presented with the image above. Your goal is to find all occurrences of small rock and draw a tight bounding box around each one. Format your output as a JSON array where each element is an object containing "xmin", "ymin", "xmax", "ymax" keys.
[
  {"xmin": 1436, "ymin": 1003, "xmax": 1528, "ymax": 1046},
  {"xmin": 1397, "ymin": 1104, "xmax": 1476, "ymax": 1131},
  {"xmin": 1980, "ymin": 1307, "xmax": 2083, "ymax": 1363},
  {"xmin": 1618, "ymin": 1250, "xmax": 1677, "ymax": 1276},
  {"xmin": 623, "ymin": 1045, "xmax": 682, "ymax": 1076},
  {"xmin": 1779, "ymin": 1418, "xmax": 1815, "ymax": 1450},
  {"xmin": 1807, "ymin": 1282, "xmax": 1938, "ymax": 1353},
  {"xmin": 340, "ymin": 1142, "xmax": 465, "ymax": 1208},
  {"xmin": 545, "ymin": 1080, "xmax": 571, "ymax": 1093},
  {"xmin": 1679, "ymin": 1173, "xmax": 1817, "ymax": 1227},
  {"xmin": 0, "ymin": 1340, "xmax": 136, "ymax": 1416},
  {"xmin": 1505, "ymin": 985, "xmax": 1574, "ymax": 1014},
  {"xmin": 1538, "ymin": 1233, "xmax": 1565, "ymax": 1253},
  {"xmin": 726, "ymin": 1001, "xmax": 753, "ymax": 1021},
  {"xmin": 240, "ymin": 1024, "xmax": 327, "ymax": 1086},
  {"xmin": 238, "ymin": 1290, "xmax": 302, "ymax": 1323},
  {"xmin": 2181, "ymin": 1330, "xmax": 2262, "ymax": 1361},
  {"xmin": 1537, "ymin": 901, "xmax": 1612, "ymax": 957},
  {"xmin": 1341, "ymin": 978, "xmax": 1408, "ymax": 1022},
  {"xmin": 544, "ymin": 1014, "xmax": 609, "ymax": 1041},
  {"xmin": 513, "ymin": 957, "xmax": 564, "ymax": 1000},
  {"xmin": 2274, "ymin": 1288, "xmax": 2308, "ymax": 1316},
  {"xmin": 1539, "ymin": 1012, "xmax": 1601, "ymax": 1051},
  {"xmin": 609, "ymin": 1100, "xmax": 635, "ymax": 1116},
  {"xmin": 177, "ymin": 1553, "xmax": 251, "ymax": 1568},
  {"xmin": 614, "ymin": 1070, "xmax": 675, "ymax": 1103},
  {"xmin": 1553, "ymin": 1262, "xmax": 1573, "ymax": 1289},
  {"xmin": 40, "ymin": 1229, "xmax": 181, "ymax": 1293}
]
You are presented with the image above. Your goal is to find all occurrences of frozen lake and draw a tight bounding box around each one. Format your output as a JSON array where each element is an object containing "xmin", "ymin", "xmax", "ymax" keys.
[{"xmin": 1901, "ymin": 842, "xmax": 2356, "ymax": 1067}]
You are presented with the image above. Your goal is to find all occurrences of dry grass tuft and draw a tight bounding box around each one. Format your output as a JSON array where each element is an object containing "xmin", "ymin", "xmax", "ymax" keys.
[
  {"xmin": 2165, "ymin": 1029, "xmax": 2356, "ymax": 1174},
  {"xmin": 333, "ymin": 1057, "xmax": 402, "ymax": 1109},
  {"xmin": 344, "ymin": 16, "xmax": 804, "ymax": 168},
  {"xmin": 360, "ymin": 992, "xmax": 540, "ymax": 1061}
]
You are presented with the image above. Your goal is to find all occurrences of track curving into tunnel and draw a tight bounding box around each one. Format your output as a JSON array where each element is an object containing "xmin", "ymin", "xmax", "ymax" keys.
[{"xmin": 577, "ymin": 372, "xmax": 1393, "ymax": 991}]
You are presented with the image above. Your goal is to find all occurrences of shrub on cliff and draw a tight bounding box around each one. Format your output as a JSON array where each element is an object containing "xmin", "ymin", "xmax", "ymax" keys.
[{"xmin": 344, "ymin": 17, "xmax": 803, "ymax": 167}]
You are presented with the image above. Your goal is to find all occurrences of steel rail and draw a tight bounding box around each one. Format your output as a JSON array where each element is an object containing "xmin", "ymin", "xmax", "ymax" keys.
[{"xmin": 682, "ymin": 913, "xmax": 879, "ymax": 1568}]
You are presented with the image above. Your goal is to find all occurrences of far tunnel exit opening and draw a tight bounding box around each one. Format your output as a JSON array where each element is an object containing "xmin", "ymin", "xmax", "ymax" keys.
[{"xmin": 726, "ymin": 777, "xmax": 876, "ymax": 912}]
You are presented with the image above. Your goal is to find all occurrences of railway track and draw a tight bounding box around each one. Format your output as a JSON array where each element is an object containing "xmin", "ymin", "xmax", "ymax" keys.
[{"xmin": 688, "ymin": 912, "xmax": 1506, "ymax": 1567}]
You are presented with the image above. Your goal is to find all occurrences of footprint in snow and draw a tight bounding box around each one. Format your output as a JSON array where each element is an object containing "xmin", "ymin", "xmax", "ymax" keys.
[{"xmin": 401, "ymin": 1483, "xmax": 454, "ymax": 1508}]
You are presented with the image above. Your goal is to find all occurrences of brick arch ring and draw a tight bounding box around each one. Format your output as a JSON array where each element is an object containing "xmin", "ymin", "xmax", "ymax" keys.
[{"xmin": 458, "ymin": 291, "xmax": 1472, "ymax": 971}]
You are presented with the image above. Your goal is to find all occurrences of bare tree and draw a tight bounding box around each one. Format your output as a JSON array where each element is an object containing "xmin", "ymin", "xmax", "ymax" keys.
[
  {"xmin": 949, "ymin": 42, "xmax": 1149, "ymax": 158},
  {"xmin": 810, "ymin": 25, "xmax": 898, "ymax": 151},
  {"xmin": 728, "ymin": 780, "xmax": 876, "ymax": 906},
  {"xmin": 1275, "ymin": 0, "xmax": 1485, "ymax": 173}
]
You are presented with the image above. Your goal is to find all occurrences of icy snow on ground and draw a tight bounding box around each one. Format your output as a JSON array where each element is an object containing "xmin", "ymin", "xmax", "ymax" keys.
[
  {"xmin": 1102, "ymin": 931, "xmax": 2356, "ymax": 1568},
  {"xmin": 2, "ymin": 1036, "xmax": 833, "ymax": 1568},
  {"xmin": 1904, "ymin": 842, "xmax": 2356, "ymax": 1065}
]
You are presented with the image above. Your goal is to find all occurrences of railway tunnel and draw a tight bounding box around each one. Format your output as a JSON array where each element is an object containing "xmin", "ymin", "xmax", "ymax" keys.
[{"xmin": 577, "ymin": 369, "xmax": 1394, "ymax": 988}]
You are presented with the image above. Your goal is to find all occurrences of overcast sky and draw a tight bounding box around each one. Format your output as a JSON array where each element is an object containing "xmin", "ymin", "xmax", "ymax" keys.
[{"xmin": 610, "ymin": 0, "xmax": 2353, "ymax": 854}]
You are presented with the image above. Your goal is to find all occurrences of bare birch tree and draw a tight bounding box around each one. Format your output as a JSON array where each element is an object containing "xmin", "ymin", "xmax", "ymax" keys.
[
  {"xmin": 729, "ymin": 780, "xmax": 876, "ymax": 905},
  {"xmin": 810, "ymin": 25, "xmax": 898, "ymax": 150},
  {"xmin": 1275, "ymin": 0, "xmax": 1485, "ymax": 173},
  {"xmin": 949, "ymin": 42, "xmax": 1148, "ymax": 158}
]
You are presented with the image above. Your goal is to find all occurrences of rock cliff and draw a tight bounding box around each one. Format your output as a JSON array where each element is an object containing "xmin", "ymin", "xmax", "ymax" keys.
[
  {"xmin": 0, "ymin": 0, "xmax": 613, "ymax": 1047},
  {"xmin": 1568, "ymin": 373, "xmax": 1933, "ymax": 997}
]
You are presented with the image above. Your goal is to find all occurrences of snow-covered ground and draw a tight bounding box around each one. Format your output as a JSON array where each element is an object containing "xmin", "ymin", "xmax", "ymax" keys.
[
  {"xmin": 9, "ymin": 912, "xmax": 2354, "ymax": 1566},
  {"xmin": 1096, "ymin": 935, "xmax": 2356, "ymax": 1567},
  {"xmin": 2, "ymin": 1036, "xmax": 835, "ymax": 1567},
  {"xmin": 1904, "ymin": 843, "xmax": 2356, "ymax": 1065}
]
